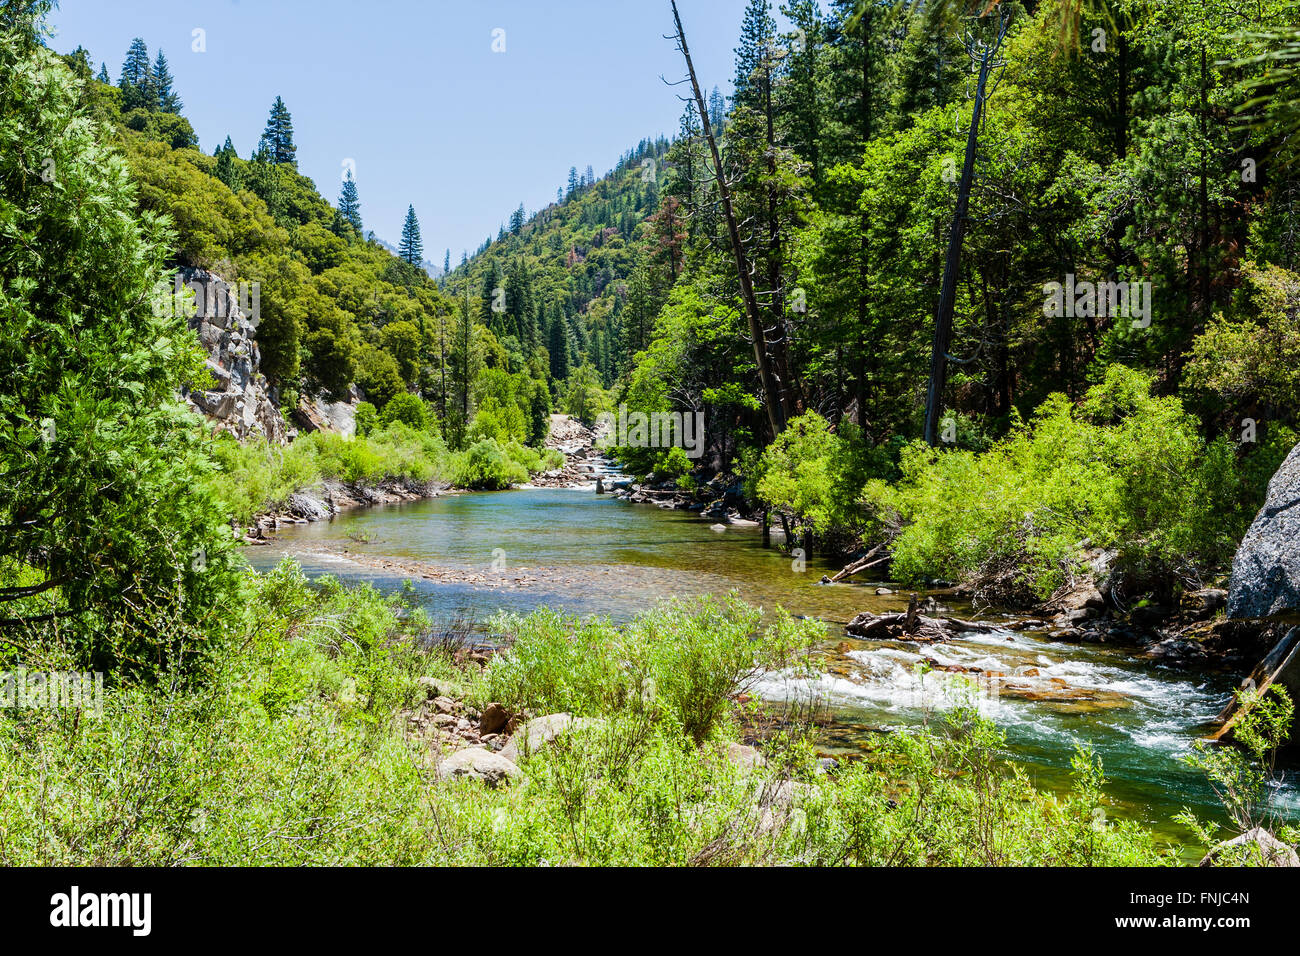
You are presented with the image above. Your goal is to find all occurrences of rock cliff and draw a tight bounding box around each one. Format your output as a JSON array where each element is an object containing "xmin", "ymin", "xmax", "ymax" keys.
[{"xmin": 177, "ymin": 266, "xmax": 288, "ymax": 444}]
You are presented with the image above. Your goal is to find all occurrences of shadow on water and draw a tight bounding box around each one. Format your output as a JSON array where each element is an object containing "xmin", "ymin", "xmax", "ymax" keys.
[{"xmin": 244, "ymin": 488, "xmax": 1300, "ymax": 848}]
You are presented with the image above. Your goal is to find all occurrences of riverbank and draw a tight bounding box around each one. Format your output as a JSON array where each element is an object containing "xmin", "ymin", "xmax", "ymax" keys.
[{"xmin": 1, "ymin": 562, "xmax": 1200, "ymax": 866}]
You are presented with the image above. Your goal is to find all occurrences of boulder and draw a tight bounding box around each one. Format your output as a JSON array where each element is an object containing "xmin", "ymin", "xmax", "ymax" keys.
[
  {"xmin": 1199, "ymin": 827, "xmax": 1299, "ymax": 867},
  {"xmin": 1228, "ymin": 442, "xmax": 1300, "ymax": 620},
  {"xmin": 725, "ymin": 742, "xmax": 767, "ymax": 773},
  {"xmin": 434, "ymin": 747, "xmax": 522, "ymax": 788},
  {"xmin": 478, "ymin": 702, "xmax": 512, "ymax": 736},
  {"xmin": 498, "ymin": 713, "xmax": 604, "ymax": 763}
]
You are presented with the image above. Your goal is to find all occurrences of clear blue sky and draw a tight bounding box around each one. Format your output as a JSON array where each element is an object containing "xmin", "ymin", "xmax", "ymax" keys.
[{"xmin": 48, "ymin": 0, "xmax": 763, "ymax": 262}]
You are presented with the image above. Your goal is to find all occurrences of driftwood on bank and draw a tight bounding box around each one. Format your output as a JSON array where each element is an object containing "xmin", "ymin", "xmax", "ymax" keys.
[{"xmin": 845, "ymin": 594, "xmax": 1004, "ymax": 644}]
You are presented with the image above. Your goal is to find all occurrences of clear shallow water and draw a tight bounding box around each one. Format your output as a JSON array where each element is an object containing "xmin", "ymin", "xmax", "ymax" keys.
[{"xmin": 244, "ymin": 488, "xmax": 1300, "ymax": 844}]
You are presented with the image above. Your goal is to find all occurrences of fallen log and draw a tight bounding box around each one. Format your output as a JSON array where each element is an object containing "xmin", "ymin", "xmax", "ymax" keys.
[
  {"xmin": 1210, "ymin": 625, "xmax": 1300, "ymax": 744},
  {"xmin": 845, "ymin": 604, "xmax": 1004, "ymax": 644},
  {"xmin": 829, "ymin": 543, "xmax": 890, "ymax": 583}
]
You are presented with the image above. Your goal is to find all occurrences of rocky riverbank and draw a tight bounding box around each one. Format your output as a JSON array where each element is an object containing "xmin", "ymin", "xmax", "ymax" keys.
[{"xmin": 238, "ymin": 476, "xmax": 456, "ymax": 544}]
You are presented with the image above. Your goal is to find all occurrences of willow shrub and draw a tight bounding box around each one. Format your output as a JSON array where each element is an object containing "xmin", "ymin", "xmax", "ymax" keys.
[
  {"xmin": 480, "ymin": 595, "xmax": 823, "ymax": 743},
  {"xmin": 866, "ymin": 366, "xmax": 1258, "ymax": 600}
]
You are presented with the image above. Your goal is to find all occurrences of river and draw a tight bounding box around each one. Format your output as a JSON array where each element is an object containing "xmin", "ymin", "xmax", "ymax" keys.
[{"xmin": 243, "ymin": 486, "xmax": 1300, "ymax": 846}]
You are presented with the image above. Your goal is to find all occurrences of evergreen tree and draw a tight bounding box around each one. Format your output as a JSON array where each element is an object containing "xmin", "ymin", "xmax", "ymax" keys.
[
  {"xmin": 338, "ymin": 171, "xmax": 363, "ymax": 233},
  {"xmin": 733, "ymin": 0, "xmax": 778, "ymax": 112},
  {"xmin": 546, "ymin": 304, "xmax": 571, "ymax": 380},
  {"xmin": 567, "ymin": 166, "xmax": 580, "ymax": 198},
  {"xmin": 398, "ymin": 204, "xmax": 423, "ymax": 267},
  {"xmin": 261, "ymin": 96, "xmax": 297, "ymax": 167},
  {"xmin": 117, "ymin": 37, "xmax": 154, "ymax": 111},
  {"xmin": 214, "ymin": 136, "xmax": 242, "ymax": 191},
  {"xmin": 709, "ymin": 85, "xmax": 727, "ymax": 131},
  {"xmin": 96, "ymin": 61, "xmax": 109, "ymax": 84},
  {"xmin": 151, "ymin": 48, "xmax": 181, "ymax": 112},
  {"xmin": 509, "ymin": 203, "xmax": 526, "ymax": 235},
  {"xmin": 444, "ymin": 249, "xmax": 451, "ymax": 275}
]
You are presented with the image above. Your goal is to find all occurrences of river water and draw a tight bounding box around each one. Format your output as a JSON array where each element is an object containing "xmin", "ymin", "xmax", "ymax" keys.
[{"xmin": 243, "ymin": 487, "xmax": 1300, "ymax": 844}]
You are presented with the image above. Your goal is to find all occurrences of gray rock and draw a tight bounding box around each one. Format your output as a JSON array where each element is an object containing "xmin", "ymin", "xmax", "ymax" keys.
[
  {"xmin": 435, "ymin": 747, "xmax": 522, "ymax": 788},
  {"xmin": 498, "ymin": 713, "xmax": 604, "ymax": 763},
  {"xmin": 725, "ymin": 742, "xmax": 767, "ymax": 773},
  {"xmin": 286, "ymin": 492, "xmax": 330, "ymax": 522},
  {"xmin": 1229, "ymin": 442, "xmax": 1300, "ymax": 619},
  {"xmin": 1199, "ymin": 827, "xmax": 1299, "ymax": 867},
  {"xmin": 177, "ymin": 267, "xmax": 288, "ymax": 445}
]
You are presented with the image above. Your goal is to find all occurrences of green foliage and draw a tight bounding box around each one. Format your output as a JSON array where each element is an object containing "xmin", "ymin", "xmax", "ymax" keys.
[
  {"xmin": 379, "ymin": 392, "xmax": 432, "ymax": 432},
  {"xmin": 483, "ymin": 595, "xmax": 822, "ymax": 744},
  {"xmin": 0, "ymin": 24, "xmax": 241, "ymax": 677},
  {"xmin": 868, "ymin": 367, "xmax": 1257, "ymax": 599},
  {"xmin": 1177, "ymin": 686, "xmax": 1295, "ymax": 850},
  {"xmin": 451, "ymin": 438, "xmax": 529, "ymax": 491}
]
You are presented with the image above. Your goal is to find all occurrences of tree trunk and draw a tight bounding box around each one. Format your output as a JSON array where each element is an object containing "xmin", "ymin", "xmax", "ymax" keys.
[
  {"xmin": 671, "ymin": 0, "xmax": 785, "ymax": 439},
  {"xmin": 923, "ymin": 37, "xmax": 997, "ymax": 447}
]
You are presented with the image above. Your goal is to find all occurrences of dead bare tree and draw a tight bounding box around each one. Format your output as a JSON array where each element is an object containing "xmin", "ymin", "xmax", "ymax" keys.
[
  {"xmin": 923, "ymin": 6, "xmax": 1011, "ymax": 446},
  {"xmin": 668, "ymin": 0, "xmax": 786, "ymax": 439}
]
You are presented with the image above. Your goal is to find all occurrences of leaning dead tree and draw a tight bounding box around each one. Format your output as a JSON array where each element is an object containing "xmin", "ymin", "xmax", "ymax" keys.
[
  {"xmin": 668, "ymin": 0, "xmax": 786, "ymax": 439},
  {"xmin": 923, "ymin": 5, "xmax": 1011, "ymax": 447}
]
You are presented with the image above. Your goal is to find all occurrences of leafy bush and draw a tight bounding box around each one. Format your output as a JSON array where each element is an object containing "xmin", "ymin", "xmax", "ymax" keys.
[
  {"xmin": 452, "ymin": 439, "xmax": 529, "ymax": 491},
  {"xmin": 866, "ymin": 366, "xmax": 1256, "ymax": 600},
  {"xmin": 482, "ymin": 595, "xmax": 822, "ymax": 743},
  {"xmin": 380, "ymin": 392, "xmax": 431, "ymax": 432}
]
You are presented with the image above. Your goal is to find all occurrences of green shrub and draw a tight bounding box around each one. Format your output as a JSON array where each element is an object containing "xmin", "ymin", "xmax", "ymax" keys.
[
  {"xmin": 379, "ymin": 393, "xmax": 431, "ymax": 432},
  {"xmin": 452, "ymin": 439, "xmax": 529, "ymax": 490},
  {"xmin": 867, "ymin": 366, "xmax": 1257, "ymax": 599}
]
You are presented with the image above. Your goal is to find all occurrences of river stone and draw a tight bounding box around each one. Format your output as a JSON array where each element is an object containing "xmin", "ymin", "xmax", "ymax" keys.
[
  {"xmin": 435, "ymin": 747, "xmax": 522, "ymax": 788},
  {"xmin": 1199, "ymin": 827, "xmax": 1299, "ymax": 867},
  {"xmin": 725, "ymin": 742, "xmax": 767, "ymax": 773},
  {"xmin": 498, "ymin": 713, "xmax": 604, "ymax": 763},
  {"xmin": 1229, "ymin": 442, "xmax": 1300, "ymax": 620},
  {"xmin": 479, "ymin": 702, "xmax": 512, "ymax": 736}
]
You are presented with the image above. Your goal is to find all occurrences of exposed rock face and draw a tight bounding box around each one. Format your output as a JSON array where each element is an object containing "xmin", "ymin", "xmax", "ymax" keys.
[
  {"xmin": 178, "ymin": 267, "xmax": 288, "ymax": 444},
  {"xmin": 292, "ymin": 386, "xmax": 361, "ymax": 437},
  {"xmin": 1229, "ymin": 442, "xmax": 1300, "ymax": 620}
]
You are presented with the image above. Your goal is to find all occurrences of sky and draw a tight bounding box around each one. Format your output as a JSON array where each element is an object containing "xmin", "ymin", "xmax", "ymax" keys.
[{"xmin": 48, "ymin": 0, "xmax": 762, "ymax": 264}]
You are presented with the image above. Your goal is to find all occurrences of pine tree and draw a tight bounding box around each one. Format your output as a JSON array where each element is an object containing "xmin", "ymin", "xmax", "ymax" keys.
[
  {"xmin": 567, "ymin": 166, "xmax": 580, "ymax": 198},
  {"xmin": 338, "ymin": 171, "xmax": 363, "ymax": 232},
  {"xmin": 733, "ymin": 0, "xmax": 777, "ymax": 112},
  {"xmin": 546, "ymin": 305, "xmax": 571, "ymax": 379},
  {"xmin": 509, "ymin": 203, "xmax": 526, "ymax": 235},
  {"xmin": 399, "ymin": 205, "xmax": 423, "ymax": 267},
  {"xmin": 444, "ymin": 249, "xmax": 451, "ymax": 275},
  {"xmin": 151, "ymin": 49, "xmax": 181, "ymax": 112},
  {"xmin": 214, "ymin": 136, "xmax": 242, "ymax": 191},
  {"xmin": 96, "ymin": 61, "xmax": 109, "ymax": 84},
  {"xmin": 118, "ymin": 37, "xmax": 154, "ymax": 111},
  {"xmin": 261, "ymin": 96, "xmax": 297, "ymax": 167},
  {"xmin": 709, "ymin": 85, "xmax": 727, "ymax": 131}
]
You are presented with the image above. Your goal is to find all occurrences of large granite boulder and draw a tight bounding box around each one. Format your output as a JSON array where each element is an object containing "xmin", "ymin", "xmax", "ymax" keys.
[{"xmin": 1228, "ymin": 442, "xmax": 1300, "ymax": 621}]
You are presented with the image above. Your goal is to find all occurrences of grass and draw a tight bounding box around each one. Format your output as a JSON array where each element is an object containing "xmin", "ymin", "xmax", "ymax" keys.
[{"xmin": 0, "ymin": 560, "xmax": 1207, "ymax": 866}]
